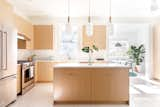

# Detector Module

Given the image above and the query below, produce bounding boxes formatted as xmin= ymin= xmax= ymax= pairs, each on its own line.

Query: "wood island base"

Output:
xmin=53 ymin=101 xmax=129 ymax=105
xmin=53 ymin=64 xmax=130 ymax=105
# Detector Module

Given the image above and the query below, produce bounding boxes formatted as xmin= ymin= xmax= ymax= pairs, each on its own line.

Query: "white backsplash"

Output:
xmin=18 ymin=49 xmax=33 ymax=60
xmin=33 ymin=50 xmax=55 ymax=60
xmin=18 ymin=49 xmax=107 ymax=61
xmin=34 ymin=49 xmax=107 ymax=61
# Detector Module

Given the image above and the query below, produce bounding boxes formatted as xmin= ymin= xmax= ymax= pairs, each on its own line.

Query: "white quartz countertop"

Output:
xmin=54 ymin=63 xmax=131 ymax=68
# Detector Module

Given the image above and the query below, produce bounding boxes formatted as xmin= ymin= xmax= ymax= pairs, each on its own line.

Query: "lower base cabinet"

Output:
xmin=17 ymin=64 xmax=21 ymax=94
xmin=54 ymin=68 xmax=129 ymax=104
xmin=35 ymin=62 xmax=54 ymax=82
xmin=92 ymin=68 xmax=129 ymax=102
xmin=54 ymin=69 xmax=91 ymax=102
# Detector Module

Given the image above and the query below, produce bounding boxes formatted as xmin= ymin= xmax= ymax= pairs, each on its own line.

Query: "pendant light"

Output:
xmin=150 ymin=0 xmax=159 ymax=11
xmin=86 ymin=0 xmax=93 ymax=36
xmin=65 ymin=0 xmax=72 ymax=34
xmin=108 ymin=0 xmax=114 ymax=35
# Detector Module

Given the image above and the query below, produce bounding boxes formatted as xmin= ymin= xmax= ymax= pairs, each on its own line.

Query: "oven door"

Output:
xmin=22 ymin=67 xmax=34 ymax=89
xmin=29 ymin=66 xmax=34 ymax=78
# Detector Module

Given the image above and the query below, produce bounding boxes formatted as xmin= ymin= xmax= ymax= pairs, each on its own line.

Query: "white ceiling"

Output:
xmin=6 ymin=0 xmax=160 ymax=19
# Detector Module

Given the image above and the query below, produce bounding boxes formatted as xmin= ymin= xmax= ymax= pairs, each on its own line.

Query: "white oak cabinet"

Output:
xmin=54 ymin=69 xmax=91 ymax=102
xmin=17 ymin=64 xmax=21 ymax=94
xmin=34 ymin=25 xmax=54 ymax=49
xmin=35 ymin=61 xmax=54 ymax=82
xmin=54 ymin=67 xmax=129 ymax=104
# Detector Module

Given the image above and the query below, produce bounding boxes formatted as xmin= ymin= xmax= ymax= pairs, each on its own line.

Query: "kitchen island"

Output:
xmin=53 ymin=63 xmax=130 ymax=104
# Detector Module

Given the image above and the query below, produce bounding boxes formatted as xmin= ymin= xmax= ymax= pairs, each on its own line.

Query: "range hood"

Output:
xmin=17 ymin=33 xmax=31 ymax=41
xmin=17 ymin=33 xmax=30 ymax=49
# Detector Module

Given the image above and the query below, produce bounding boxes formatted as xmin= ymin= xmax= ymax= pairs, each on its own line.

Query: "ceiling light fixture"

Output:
xmin=150 ymin=0 xmax=159 ymax=11
xmin=65 ymin=0 xmax=72 ymax=34
xmin=107 ymin=0 xmax=114 ymax=35
xmin=86 ymin=0 xmax=93 ymax=37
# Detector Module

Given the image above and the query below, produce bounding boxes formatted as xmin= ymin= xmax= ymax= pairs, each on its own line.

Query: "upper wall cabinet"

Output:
xmin=0 ymin=0 xmax=33 ymax=50
xmin=83 ymin=25 xmax=107 ymax=49
xmin=14 ymin=14 xmax=34 ymax=49
xmin=34 ymin=25 xmax=54 ymax=49
xmin=17 ymin=33 xmax=31 ymax=49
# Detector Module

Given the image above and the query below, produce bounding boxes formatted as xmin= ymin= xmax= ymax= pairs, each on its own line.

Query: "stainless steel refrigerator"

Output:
xmin=0 ymin=25 xmax=17 ymax=107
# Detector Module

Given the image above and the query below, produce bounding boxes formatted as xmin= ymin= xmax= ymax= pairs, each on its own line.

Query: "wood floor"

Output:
xmin=9 ymin=77 xmax=160 ymax=107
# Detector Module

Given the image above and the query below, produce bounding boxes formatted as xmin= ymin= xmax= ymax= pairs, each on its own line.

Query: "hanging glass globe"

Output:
xmin=86 ymin=22 xmax=93 ymax=36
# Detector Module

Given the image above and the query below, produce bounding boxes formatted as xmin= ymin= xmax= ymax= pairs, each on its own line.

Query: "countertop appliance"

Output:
xmin=0 ymin=25 xmax=17 ymax=107
xmin=18 ymin=60 xmax=35 ymax=94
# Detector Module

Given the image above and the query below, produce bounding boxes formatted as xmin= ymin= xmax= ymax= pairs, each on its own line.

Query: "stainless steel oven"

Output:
xmin=21 ymin=62 xmax=35 ymax=94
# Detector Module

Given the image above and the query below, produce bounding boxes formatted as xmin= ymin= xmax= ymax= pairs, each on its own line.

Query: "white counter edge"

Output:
xmin=53 ymin=63 xmax=131 ymax=68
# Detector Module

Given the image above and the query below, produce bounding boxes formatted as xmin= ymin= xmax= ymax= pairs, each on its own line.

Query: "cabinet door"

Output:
xmin=54 ymin=68 xmax=91 ymax=102
xmin=36 ymin=62 xmax=53 ymax=82
xmin=83 ymin=25 xmax=107 ymax=49
xmin=17 ymin=65 xmax=21 ymax=94
xmin=92 ymin=69 xmax=112 ymax=102
xmin=109 ymin=69 xmax=129 ymax=101
xmin=92 ymin=68 xmax=129 ymax=102
xmin=34 ymin=25 xmax=53 ymax=49
xmin=72 ymin=69 xmax=91 ymax=101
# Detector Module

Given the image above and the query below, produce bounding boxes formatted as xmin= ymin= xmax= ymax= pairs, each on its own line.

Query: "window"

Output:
xmin=108 ymin=23 xmax=150 ymax=60
xmin=58 ymin=25 xmax=80 ymax=60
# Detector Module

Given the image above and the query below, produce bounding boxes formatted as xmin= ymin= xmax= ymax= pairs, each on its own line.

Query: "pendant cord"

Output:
xmin=68 ymin=0 xmax=70 ymax=23
xmin=109 ymin=0 xmax=112 ymax=23
xmin=88 ymin=0 xmax=91 ymax=23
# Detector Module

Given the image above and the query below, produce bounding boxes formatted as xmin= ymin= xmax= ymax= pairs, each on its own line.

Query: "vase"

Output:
xmin=135 ymin=65 xmax=141 ymax=72
xmin=88 ymin=51 xmax=92 ymax=65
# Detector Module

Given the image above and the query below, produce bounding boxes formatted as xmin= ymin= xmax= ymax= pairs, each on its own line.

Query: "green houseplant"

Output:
xmin=28 ymin=54 xmax=37 ymax=61
xmin=82 ymin=45 xmax=99 ymax=65
xmin=127 ymin=44 xmax=145 ymax=72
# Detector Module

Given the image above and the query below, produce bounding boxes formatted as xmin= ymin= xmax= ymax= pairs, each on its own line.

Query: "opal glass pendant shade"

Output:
xmin=86 ymin=22 xmax=93 ymax=36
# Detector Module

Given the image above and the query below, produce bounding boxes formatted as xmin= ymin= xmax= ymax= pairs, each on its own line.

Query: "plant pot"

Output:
xmin=135 ymin=65 xmax=141 ymax=72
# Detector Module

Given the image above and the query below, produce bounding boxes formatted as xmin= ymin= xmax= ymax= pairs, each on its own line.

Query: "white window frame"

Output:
xmin=54 ymin=23 xmax=82 ymax=60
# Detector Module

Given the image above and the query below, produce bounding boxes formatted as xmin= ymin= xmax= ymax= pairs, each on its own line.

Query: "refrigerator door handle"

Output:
xmin=1 ymin=31 xmax=7 ymax=70
xmin=0 ymin=30 xmax=2 ymax=70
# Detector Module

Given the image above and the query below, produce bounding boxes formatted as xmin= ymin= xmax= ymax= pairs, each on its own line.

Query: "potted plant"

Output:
xmin=127 ymin=44 xmax=145 ymax=72
xmin=82 ymin=45 xmax=99 ymax=65
xmin=28 ymin=54 xmax=37 ymax=61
